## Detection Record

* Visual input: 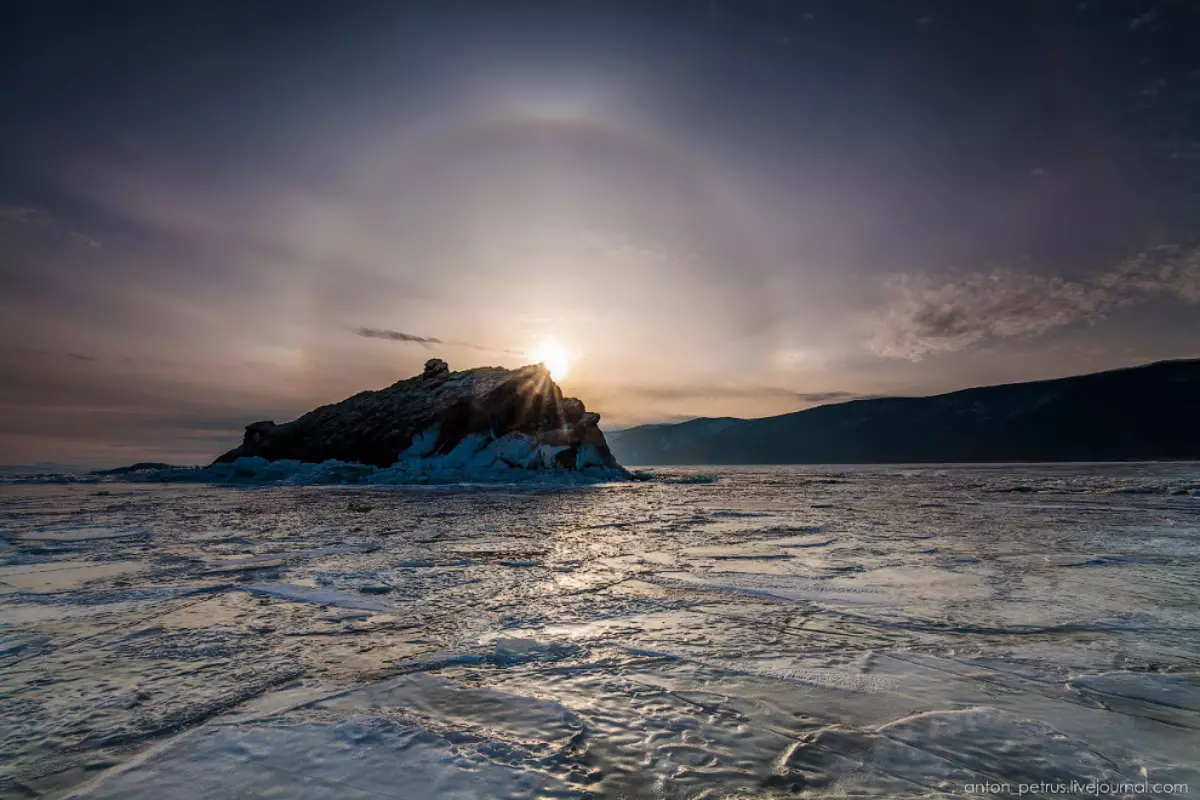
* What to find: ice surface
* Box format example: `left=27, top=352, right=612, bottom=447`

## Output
left=240, top=582, right=398, bottom=612
left=2, top=462, right=1198, bottom=798
left=17, top=526, right=140, bottom=542
left=74, top=716, right=574, bottom=799
left=206, top=545, right=373, bottom=570
left=0, top=560, right=145, bottom=592
left=779, top=706, right=1134, bottom=794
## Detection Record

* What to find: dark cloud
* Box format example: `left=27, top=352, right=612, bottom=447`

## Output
left=356, top=328, right=443, bottom=346
left=355, top=328, right=523, bottom=357
left=2, top=346, right=102, bottom=363
left=871, top=245, right=1200, bottom=360
left=796, top=391, right=859, bottom=403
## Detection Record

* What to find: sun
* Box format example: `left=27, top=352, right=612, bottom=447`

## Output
left=530, top=339, right=572, bottom=380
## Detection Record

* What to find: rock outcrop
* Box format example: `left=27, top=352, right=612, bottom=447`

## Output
left=215, top=359, right=627, bottom=477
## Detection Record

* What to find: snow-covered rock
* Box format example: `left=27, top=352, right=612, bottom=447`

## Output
left=211, top=359, right=628, bottom=482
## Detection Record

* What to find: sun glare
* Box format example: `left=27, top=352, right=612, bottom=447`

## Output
left=530, top=340, right=572, bottom=380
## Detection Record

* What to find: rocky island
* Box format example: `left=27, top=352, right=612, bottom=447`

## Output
left=208, top=359, right=630, bottom=483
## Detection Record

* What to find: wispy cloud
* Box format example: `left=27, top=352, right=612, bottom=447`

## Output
left=355, top=327, right=522, bottom=356
left=0, top=203, right=44, bottom=227
left=870, top=245, right=1200, bottom=359
left=0, top=202, right=102, bottom=247
left=2, top=346, right=102, bottom=363
left=357, top=327, right=443, bottom=346
left=795, top=391, right=860, bottom=403
left=615, top=384, right=859, bottom=404
left=68, top=230, right=103, bottom=249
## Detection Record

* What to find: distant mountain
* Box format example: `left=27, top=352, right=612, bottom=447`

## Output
left=607, top=359, right=1200, bottom=465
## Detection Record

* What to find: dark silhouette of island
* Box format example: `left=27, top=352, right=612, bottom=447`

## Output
left=95, top=462, right=183, bottom=475
left=607, top=359, right=1200, bottom=465
left=216, top=359, right=625, bottom=474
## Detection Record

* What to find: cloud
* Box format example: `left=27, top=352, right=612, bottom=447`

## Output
left=0, top=202, right=102, bottom=247
left=615, top=384, right=859, bottom=404
left=0, top=203, right=44, bottom=227
left=356, top=328, right=443, bottom=346
left=2, top=346, right=102, bottom=363
left=355, top=327, right=522, bottom=356
left=870, top=245, right=1200, bottom=359
left=69, top=230, right=103, bottom=248
left=795, top=391, right=859, bottom=403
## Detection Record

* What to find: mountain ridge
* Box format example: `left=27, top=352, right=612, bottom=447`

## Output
left=607, top=359, right=1200, bottom=465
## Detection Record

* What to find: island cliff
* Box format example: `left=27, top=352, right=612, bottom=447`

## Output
left=215, top=359, right=626, bottom=476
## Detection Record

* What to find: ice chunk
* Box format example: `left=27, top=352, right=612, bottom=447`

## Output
left=436, top=433, right=489, bottom=468
left=535, top=444, right=569, bottom=470
left=489, top=432, right=537, bottom=467
left=575, top=443, right=607, bottom=468
left=398, top=425, right=440, bottom=459
left=466, top=445, right=499, bottom=469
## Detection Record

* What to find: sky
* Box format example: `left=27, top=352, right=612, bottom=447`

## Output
left=2, top=0, right=1199, bottom=466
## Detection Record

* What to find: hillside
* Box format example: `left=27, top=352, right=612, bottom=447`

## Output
left=607, top=359, right=1200, bottom=465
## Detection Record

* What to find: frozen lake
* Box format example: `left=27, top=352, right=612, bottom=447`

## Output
left=1, top=464, right=1198, bottom=798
